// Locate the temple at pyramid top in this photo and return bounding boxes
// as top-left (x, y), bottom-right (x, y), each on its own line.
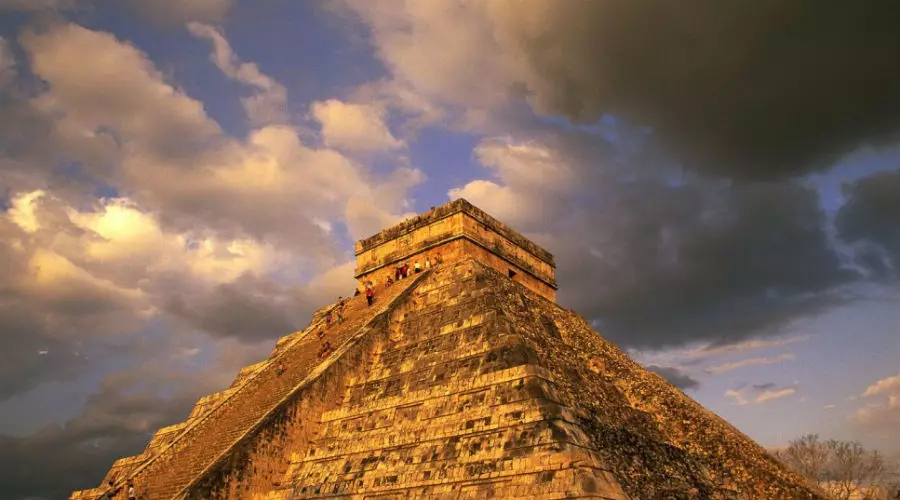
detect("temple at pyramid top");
top-left (355, 198), bottom-right (558, 301)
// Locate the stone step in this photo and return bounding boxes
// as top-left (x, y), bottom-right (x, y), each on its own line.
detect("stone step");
top-left (293, 418), bottom-right (584, 473)
top-left (125, 275), bottom-right (428, 499)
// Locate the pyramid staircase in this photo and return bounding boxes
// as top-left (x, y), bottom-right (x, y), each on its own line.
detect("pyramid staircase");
top-left (71, 271), bottom-right (431, 500)
top-left (72, 259), bottom-right (827, 499)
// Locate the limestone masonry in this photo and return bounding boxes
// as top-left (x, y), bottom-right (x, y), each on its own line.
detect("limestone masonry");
top-left (355, 198), bottom-right (557, 301)
top-left (72, 199), bottom-right (827, 499)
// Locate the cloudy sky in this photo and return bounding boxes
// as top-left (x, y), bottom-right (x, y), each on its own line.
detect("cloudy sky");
top-left (1, 1), bottom-right (899, 498)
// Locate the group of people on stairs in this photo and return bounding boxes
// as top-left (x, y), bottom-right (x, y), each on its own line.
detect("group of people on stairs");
top-left (93, 262), bottom-right (442, 500)
top-left (384, 253), bottom-right (442, 290)
top-left (98, 479), bottom-right (137, 500)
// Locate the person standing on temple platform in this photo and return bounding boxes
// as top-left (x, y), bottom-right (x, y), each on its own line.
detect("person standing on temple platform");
top-left (414, 261), bottom-right (421, 273)
top-left (401, 263), bottom-right (409, 278)
top-left (386, 274), bottom-right (394, 286)
top-left (395, 266), bottom-right (401, 281)
top-left (127, 481), bottom-right (137, 500)
top-left (365, 286), bottom-right (374, 306)
top-left (425, 257), bottom-right (432, 269)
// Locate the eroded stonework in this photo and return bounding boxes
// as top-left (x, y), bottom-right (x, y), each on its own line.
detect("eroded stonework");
top-left (72, 206), bottom-right (826, 500)
top-left (354, 198), bottom-right (557, 301)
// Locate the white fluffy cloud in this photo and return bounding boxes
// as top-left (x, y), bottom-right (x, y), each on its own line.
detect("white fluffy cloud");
top-left (13, 22), bottom-right (421, 259)
top-left (20, 22), bottom-right (221, 174)
top-left (449, 137), bottom-right (573, 230)
top-left (339, 1), bottom-right (512, 115)
top-left (704, 353), bottom-right (795, 375)
top-left (312, 99), bottom-right (403, 152)
top-left (726, 385), bottom-right (796, 406)
top-left (862, 374), bottom-right (900, 397)
top-left (755, 387), bottom-right (796, 403)
top-left (0, 20), bottom-right (424, 408)
top-left (856, 373), bottom-right (900, 431)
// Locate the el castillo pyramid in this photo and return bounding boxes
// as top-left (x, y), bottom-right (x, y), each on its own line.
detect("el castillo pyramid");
top-left (71, 199), bottom-right (827, 499)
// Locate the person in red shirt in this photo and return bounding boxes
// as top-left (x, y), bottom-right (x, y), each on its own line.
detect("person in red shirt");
top-left (365, 286), bottom-right (374, 306)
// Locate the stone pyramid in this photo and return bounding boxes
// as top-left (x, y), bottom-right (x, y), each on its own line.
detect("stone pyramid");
top-left (72, 199), bottom-right (826, 499)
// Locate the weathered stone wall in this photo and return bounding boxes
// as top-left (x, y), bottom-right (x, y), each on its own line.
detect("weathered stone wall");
top-left (460, 212), bottom-right (554, 281)
top-left (354, 204), bottom-right (557, 301)
top-left (182, 287), bottom-right (421, 499)
top-left (69, 274), bottom-right (427, 500)
top-left (272, 260), bottom-right (825, 499)
top-left (72, 259), bottom-right (826, 500)
top-left (484, 265), bottom-right (827, 500)
top-left (457, 239), bottom-right (556, 302)
top-left (355, 212), bottom-right (466, 280)
top-left (355, 199), bottom-right (554, 266)
top-left (270, 261), bottom-right (622, 499)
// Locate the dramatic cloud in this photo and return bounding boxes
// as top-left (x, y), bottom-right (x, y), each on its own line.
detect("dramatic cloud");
top-left (856, 373), bottom-right (900, 433)
top-left (0, 20), bottom-right (420, 403)
top-left (862, 374), bottom-right (900, 397)
top-left (344, 1), bottom-right (900, 178)
top-left (164, 274), bottom-right (311, 343)
top-left (0, 0), bottom-right (80, 11)
top-left (559, 178), bottom-right (854, 349)
top-left (449, 138), bottom-right (574, 230)
top-left (311, 99), bottom-right (403, 152)
top-left (9, 22), bottom-right (421, 256)
top-left (3, 4), bottom-right (900, 496)
top-left (124, 0), bottom-right (234, 25)
top-left (836, 170), bottom-right (900, 281)
top-left (705, 353), bottom-right (795, 375)
top-left (19, 22), bottom-right (222, 172)
top-left (0, 192), bottom-right (154, 400)
top-left (0, 189), bottom-right (353, 496)
top-left (187, 22), bottom-right (288, 125)
top-left (756, 387), bottom-right (797, 404)
top-left (636, 335), bottom-right (811, 367)
top-left (0, 341), bottom-right (264, 499)
top-left (453, 133), bottom-right (855, 349)
top-left (727, 383), bottom-right (797, 406)
top-left (645, 365), bottom-right (700, 391)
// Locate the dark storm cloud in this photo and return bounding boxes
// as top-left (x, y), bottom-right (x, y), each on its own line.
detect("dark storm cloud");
top-left (0, 214), bottom-right (143, 400)
top-left (164, 274), bottom-right (313, 343)
top-left (0, 374), bottom-right (207, 500)
top-left (0, 303), bottom-right (88, 400)
top-left (645, 365), bottom-right (700, 391)
top-left (836, 170), bottom-right (900, 281)
top-left (554, 179), bottom-right (857, 349)
top-left (502, 1), bottom-right (900, 178)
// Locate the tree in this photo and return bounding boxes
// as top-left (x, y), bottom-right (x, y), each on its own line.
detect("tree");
top-left (774, 434), bottom-right (898, 500)
top-left (775, 434), bottom-right (831, 482)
